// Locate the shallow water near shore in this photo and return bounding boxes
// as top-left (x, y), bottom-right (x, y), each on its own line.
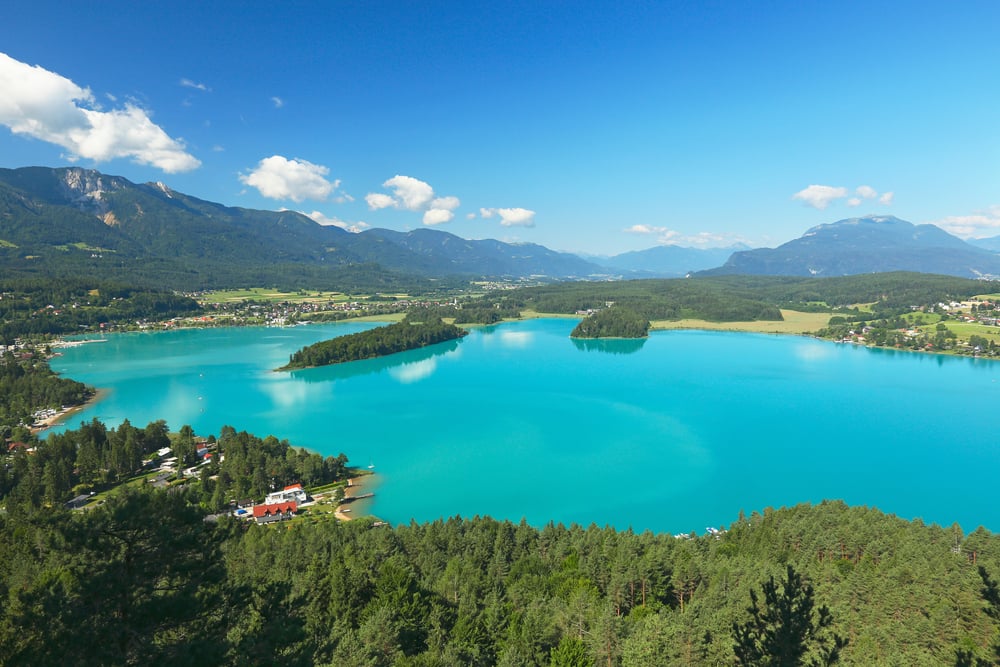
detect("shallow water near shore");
top-left (51, 318), bottom-right (1000, 534)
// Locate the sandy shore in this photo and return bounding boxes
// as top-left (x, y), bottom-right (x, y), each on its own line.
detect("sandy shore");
top-left (334, 475), bottom-right (370, 521)
top-left (31, 389), bottom-right (108, 434)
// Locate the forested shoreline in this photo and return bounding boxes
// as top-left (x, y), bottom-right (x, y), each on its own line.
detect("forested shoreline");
top-left (1, 472), bottom-right (998, 664)
top-left (570, 307), bottom-right (651, 339)
top-left (0, 277), bottom-right (202, 342)
top-left (5, 417), bottom-right (1000, 663)
top-left (0, 346), bottom-right (93, 439)
top-left (281, 315), bottom-right (468, 370)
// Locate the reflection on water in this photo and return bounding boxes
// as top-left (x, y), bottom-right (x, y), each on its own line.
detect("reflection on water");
top-left (485, 330), bottom-right (534, 349)
top-left (572, 337), bottom-right (647, 355)
top-left (287, 339), bottom-right (462, 383)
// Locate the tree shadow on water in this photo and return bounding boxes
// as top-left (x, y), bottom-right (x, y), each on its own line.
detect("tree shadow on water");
top-left (571, 337), bottom-right (647, 355)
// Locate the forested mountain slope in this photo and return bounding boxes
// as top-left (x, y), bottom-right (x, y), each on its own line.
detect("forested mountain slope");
top-left (0, 166), bottom-right (604, 289)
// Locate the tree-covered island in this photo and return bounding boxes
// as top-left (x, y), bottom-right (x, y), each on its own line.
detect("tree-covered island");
top-left (279, 314), bottom-right (468, 370)
top-left (571, 306), bottom-right (651, 338)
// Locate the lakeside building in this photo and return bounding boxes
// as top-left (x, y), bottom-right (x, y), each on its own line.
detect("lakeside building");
top-left (252, 501), bottom-right (297, 524)
top-left (265, 483), bottom-right (308, 505)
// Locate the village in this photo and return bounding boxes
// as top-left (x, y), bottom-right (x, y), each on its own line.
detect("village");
top-left (57, 434), bottom-right (376, 526)
top-left (828, 297), bottom-right (1000, 356)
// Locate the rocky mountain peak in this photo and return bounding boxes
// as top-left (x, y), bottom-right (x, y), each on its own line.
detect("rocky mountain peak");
top-left (59, 167), bottom-right (126, 217)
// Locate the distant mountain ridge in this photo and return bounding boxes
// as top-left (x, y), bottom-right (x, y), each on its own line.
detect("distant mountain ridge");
top-left (363, 228), bottom-right (601, 277)
top-left (701, 215), bottom-right (1000, 279)
top-left (5, 168), bottom-right (996, 288)
top-left (968, 235), bottom-right (1000, 252)
top-left (0, 166), bottom-right (607, 288)
top-left (593, 244), bottom-right (750, 277)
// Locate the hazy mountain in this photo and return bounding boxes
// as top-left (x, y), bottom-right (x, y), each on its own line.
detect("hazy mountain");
top-left (701, 215), bottom-right (1000, 279)
top-left (967, 235), bottom-right (1000, 252)
top-left (363, 228), bottom-right (605, 278)
top-left (593, 244), bottom-right (750, 276)
top-left (0, 166), bottom-right (605, 288)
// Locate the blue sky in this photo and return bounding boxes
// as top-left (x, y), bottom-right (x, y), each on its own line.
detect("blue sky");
top-left (2, 1), bottom-right (999, 255)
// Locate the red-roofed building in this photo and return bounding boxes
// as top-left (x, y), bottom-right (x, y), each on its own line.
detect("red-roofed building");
top-left (252, 501), bottom-right (297, 524)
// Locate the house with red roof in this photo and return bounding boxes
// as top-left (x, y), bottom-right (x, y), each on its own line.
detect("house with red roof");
top-left (252, 501), bottom-right (297, 524)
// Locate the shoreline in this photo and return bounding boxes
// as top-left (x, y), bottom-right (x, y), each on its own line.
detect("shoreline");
top-left (31, 388), bottom-right (108, 434)
top-left (334, 474), bottom-right (375, 521)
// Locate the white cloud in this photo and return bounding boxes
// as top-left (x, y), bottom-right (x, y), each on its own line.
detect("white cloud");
top-left (239, 155), bottom-right (338, 202)
top-left (384, 175), bottom-right (435, 210)
top-left (271, 96), bottom-right (284, 108)
top-left (366, 175), bottom-right (461, 225)
top-left (365, 192), bottom-right (395, 210)
top-left (791, 184), bottom-right (848, 209)
top-left (423, 209), bottom-right (454, 225)
top-left (180, 78), bottom-right (210, 92)
top-left (0, 52), bottom-right (200, 173)
top-left (304, 210), bottom-right (369, 233)
top-left (932, 206), bottom-right (1000, 238)
top-left (498, 208), bottom-right (536, 227)
top-left (624, 224), bottom-right (669, 235)
top-left (682, 231), bottom-right (751, 248)
top-left (623, 225), bottom-right (750, 248)
top-left (430, 195), bottom-right (460, 211)
top-left (792, 183), bottom-right (894, 210)
top-left (466, 212), bottom-right (476, 220)
top-left (480, 207), bottom-right (536, 227)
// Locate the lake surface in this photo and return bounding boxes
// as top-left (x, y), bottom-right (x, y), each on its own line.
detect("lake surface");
top-left (50, 318), bottom-right (1000, 534)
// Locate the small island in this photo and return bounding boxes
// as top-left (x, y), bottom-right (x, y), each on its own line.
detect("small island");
top-left (570, 306), bottom-right (650, 339)
top-left (279, 315), bottom-right (468, 370)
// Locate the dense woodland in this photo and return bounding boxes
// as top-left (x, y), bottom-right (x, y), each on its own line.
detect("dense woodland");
top-left (1, 465), bottom-right (999, 665)
top-left (498, 280), bottom-right (784, 322)
top-left (690, 273), bottom-right (987, 314)
top-left (486, 273), bottom-right (989, 324)
top-left (570, 307), bottom-right (651, 339)
top-left (0, 347), bottom-right (93, 439)
top-left (282, 314), bottom-right (468, 370)
top-left (0, 277), bottom-right (201, 341)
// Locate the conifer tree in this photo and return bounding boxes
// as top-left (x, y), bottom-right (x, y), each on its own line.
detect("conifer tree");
top-left (732, 564), bottom-right (847, 666)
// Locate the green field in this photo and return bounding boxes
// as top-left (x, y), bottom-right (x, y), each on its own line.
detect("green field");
top-left (651, 309), bottom-right (832, 335)
top-left (197, 288), bottom-right (357, 304)
top-left (925, 320), bottom-right (1000, 343)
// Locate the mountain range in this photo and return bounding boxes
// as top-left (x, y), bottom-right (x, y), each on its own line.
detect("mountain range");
top-left (0, 167), bottom-right (609, 289)
top-left (592, 244), bottom-right (750, 277)
top-left (701, 215), bottom-right (1000, 279)
top-left (2, 167), bottom-right (998, 289)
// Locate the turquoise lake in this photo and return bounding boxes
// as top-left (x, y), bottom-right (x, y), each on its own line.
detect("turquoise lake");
top-left (50, 318), bottom-right (1000, 534)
